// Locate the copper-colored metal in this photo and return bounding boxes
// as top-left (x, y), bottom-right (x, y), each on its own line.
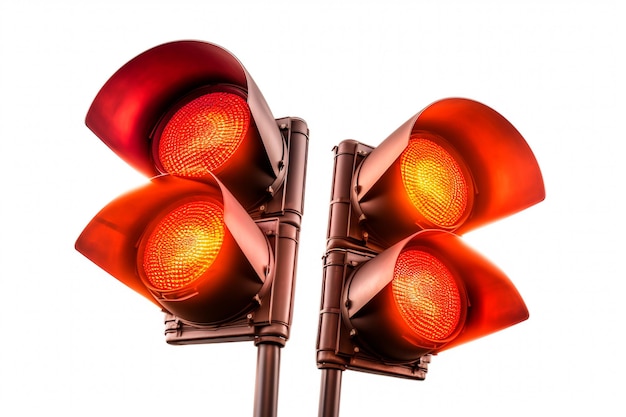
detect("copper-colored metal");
top-left (164, 117), bottom-right (308, 345)
top-left (316, 140), bottom-right (431, 380)
top-left (317, 99), bottom-right (544, 416)
top-left (254, 343), bottom-right (281, 417)
top-left (79, 40), bottom-right (309, 417)
top-left (318, 369), bottom-right (342, 417)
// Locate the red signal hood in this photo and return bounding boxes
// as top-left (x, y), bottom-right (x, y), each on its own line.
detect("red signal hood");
top-left (353, 98), bottom-right (545, 246)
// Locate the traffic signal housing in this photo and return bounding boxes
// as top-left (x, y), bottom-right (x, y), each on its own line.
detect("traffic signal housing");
top-left (317, 98), bottom-right (544, 379)
top-left (76, 41), bottom-right (308, 346)
top-left (83, 40), bottom-right (289, 211)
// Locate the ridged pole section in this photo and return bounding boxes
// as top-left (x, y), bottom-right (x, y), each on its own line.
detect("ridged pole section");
top-left (254, 117), bottom-right (309, 417)
top-left (317, 141), bottom-right (360, 417)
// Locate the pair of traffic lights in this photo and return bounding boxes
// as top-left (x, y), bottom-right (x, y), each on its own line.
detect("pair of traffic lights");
top-left (76, 41), bottom-right (308, 345)
top-left (75, 40), bottom-right (545, 409)
top-left (316, 98), bottom-right (544, 380)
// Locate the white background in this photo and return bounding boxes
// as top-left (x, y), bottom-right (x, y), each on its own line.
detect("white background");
top-left (1, 1), bottom-right (624, 416)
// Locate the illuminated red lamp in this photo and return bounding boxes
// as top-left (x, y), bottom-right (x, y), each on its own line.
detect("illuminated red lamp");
top-left (154, 91), bottom-right (250, 178)
top-left (85, 40), bottom-right (286, 209)
top-left (75, 174), bottom-right (273, 326)
top-left (353, 98), bottom-right (545, 246)
top-left (343, 230), bottom-right (528, 363)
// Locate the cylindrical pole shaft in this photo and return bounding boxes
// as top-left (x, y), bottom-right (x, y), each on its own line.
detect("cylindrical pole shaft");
top-left (318, 368), bottom-right (343, 417)
top-left (254, 343), bottom-right (281, 417)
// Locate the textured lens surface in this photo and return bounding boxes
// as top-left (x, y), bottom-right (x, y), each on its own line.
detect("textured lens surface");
top-left (158, 92), bottom-right (250, 177)
top-left (392, 249), bottom-right (462, 342)
top-left (400, 136), bottom-right (469, 228)
top-left (142, 201), bottom-right (224, 291)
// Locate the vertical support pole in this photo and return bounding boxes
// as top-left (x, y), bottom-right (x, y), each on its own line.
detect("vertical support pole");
top-left (254, 343), bottom-right (282, 417)
top-left (316, 141), bottom-right (360, 417)
top-left (252, 118), bottom-right (307, 417)
top-left (318, 368), bottom-right (343, 417)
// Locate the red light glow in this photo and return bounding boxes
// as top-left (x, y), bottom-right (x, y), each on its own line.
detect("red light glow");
top-left (392, 249), bottom-right (463, 342)
top-left (157, 92), bottom-right (250, 177)
top-left (141, 200), bottom-right (225, 291)
top-left (400, 136), bottom-right (470, 229)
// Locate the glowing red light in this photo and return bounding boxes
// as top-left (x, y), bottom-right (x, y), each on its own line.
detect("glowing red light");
top-left (400, 136), bottom-right (470, 229)
top-left (141, 200), bottom-right (225, 291)
top-left (392, 248), bottom-right (463, 342)
top-left (157, 92), bottom-right (250, 177)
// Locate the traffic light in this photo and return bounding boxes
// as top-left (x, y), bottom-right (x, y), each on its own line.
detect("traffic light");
top-left (317, 98), bottom-right (544, 380)
top-left (75, 41), bottom-right (308, 346)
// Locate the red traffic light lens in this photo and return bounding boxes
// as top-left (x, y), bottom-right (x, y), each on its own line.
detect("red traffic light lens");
top-left (156, 92), bottom-right (251, 177)
top-left (141, 200), bottom-right (225, 291)
top-left (400, 135), bottom-right (470, 229)
top-left (392, 249), bottom-right (463, 343)
top-left (84, 41), bottom-right (289, 211)
top-left (76, 174), bottom-right (277, 326)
